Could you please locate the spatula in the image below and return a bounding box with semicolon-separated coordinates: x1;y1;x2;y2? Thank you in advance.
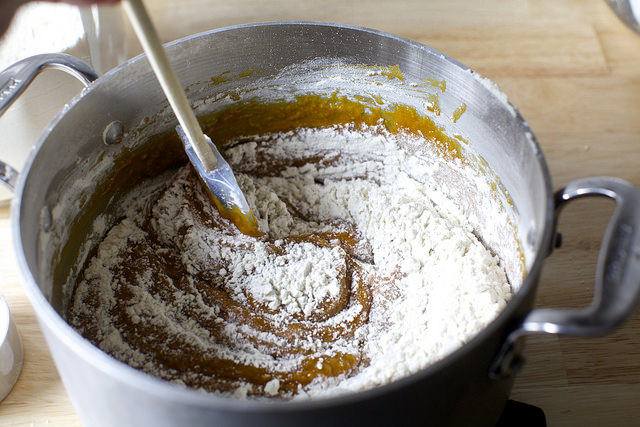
122;0;261;236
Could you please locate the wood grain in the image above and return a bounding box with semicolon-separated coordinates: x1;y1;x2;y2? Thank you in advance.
1;0;640;425
408;24;609;77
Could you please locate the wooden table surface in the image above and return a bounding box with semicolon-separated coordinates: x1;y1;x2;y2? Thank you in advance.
2;0;640;425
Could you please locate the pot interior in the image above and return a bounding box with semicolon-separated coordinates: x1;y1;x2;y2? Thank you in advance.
15;21;551;396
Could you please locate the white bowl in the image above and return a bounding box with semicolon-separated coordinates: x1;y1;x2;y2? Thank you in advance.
0;292;23;401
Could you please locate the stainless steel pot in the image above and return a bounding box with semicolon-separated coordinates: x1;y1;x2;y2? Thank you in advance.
1;22;640;427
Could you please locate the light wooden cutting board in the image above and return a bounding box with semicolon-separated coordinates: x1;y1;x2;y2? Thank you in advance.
1;0;640;425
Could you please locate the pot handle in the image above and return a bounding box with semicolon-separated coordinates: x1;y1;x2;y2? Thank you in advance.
0;54;99;190
491;176;640;378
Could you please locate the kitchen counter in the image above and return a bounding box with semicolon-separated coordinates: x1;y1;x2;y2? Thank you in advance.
1;0;640;425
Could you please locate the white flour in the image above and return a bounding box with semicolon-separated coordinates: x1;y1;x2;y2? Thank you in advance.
66;124;512;399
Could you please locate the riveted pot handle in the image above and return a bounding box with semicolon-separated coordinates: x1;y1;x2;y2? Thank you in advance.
0;53;99;190
491;177;640;378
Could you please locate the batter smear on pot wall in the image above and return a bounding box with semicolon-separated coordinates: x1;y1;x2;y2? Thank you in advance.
64;98;514;399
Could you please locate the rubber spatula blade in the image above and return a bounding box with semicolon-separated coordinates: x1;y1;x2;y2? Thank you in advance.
122;0;260;236
176;125;261;236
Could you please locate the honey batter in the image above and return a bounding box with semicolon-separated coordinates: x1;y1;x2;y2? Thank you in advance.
64;119;511;399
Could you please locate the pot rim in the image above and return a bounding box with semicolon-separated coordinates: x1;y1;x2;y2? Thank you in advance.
11;20;555;412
